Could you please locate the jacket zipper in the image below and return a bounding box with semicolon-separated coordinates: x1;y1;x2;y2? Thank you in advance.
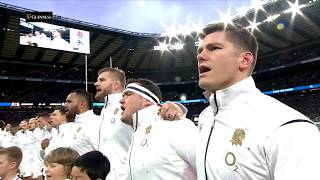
204;92;219;180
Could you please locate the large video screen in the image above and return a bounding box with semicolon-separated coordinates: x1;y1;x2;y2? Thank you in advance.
19;18;90;54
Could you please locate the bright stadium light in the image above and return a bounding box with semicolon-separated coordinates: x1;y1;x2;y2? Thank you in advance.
154;42;184;51
218;8;234;26
154;42;168;51
237;6;249;17
171;42;184;50
195;38;202;47
251;0;264;12
247;20;261;32
286;0;304;17
265;14;280;22
180;93;187;101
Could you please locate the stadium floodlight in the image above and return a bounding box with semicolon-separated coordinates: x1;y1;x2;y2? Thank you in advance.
191;21;205;37
154;42;168;51
180;93;187;101
251;0;265;12
160;19;181;41
265;14;280;22
195;38;202;47
154;42;184;51
171;42;184;50
285;0;304;17
177;23;193;37
218;8;234;27
163;27;178;38
237;6;249;17
247;20;261;32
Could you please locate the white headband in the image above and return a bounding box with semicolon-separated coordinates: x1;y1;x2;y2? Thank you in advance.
124;83;160;104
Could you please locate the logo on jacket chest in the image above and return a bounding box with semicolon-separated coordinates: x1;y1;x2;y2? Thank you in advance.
141;125;152;147
230;128;246;146
113;108;119;115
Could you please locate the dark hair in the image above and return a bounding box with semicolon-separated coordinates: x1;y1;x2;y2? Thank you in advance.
70;89;93;110
36;112;50;119
199;22;259;74
53;106;66;115
126;78;162;102
0;120;5;130
20;119;29;123
0;146;23;169
72;151;110;180
98;67;126;88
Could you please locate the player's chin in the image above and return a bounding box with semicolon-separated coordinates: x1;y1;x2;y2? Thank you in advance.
198;79;211;90
95;93;103;101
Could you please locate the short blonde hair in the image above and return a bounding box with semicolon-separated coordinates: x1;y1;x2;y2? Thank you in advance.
98;67;126;88
45;147;79;178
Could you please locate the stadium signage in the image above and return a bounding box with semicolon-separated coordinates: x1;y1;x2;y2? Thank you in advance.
25;12;53;22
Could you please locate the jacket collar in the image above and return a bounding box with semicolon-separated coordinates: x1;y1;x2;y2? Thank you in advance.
132;105;159;131
209;76;259;114
75;110;94;123
57;122;71;134
104;93;122;107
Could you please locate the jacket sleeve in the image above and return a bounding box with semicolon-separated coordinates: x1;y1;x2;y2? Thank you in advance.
264;122;320;180
169;118;198;169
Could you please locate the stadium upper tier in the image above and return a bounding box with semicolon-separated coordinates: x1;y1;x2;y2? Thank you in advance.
0;0;320;77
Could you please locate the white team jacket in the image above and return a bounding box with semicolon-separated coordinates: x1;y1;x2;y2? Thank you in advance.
98;93;134;180
45;110;100;156
196;76;320;180
45;122;74;155
128;105;197;180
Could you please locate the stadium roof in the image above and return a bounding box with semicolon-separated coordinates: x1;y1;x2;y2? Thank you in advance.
0;0;320;76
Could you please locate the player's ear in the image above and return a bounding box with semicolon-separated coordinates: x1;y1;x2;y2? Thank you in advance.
9;162;17;169
239;51;254;72
143;99;153;106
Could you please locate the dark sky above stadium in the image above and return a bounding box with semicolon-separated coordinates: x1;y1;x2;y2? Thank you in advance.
2;0;252;33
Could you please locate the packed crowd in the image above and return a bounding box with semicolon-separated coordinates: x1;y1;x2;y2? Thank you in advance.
255;44;320;72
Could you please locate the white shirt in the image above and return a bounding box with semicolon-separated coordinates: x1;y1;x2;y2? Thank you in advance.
0;129;4;146
45;110;100;155
1;131;19;147
50;37;71;51
32;127;46;141
43;127;58;140
98;93;134;180
128;105;197;180
196;76;320;180
71;109;100;155
15;130;40;177
45;122;74;155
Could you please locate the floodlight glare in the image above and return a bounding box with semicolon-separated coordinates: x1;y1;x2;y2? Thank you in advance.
287;0;303;17
266;14;280;22
171;42;184;50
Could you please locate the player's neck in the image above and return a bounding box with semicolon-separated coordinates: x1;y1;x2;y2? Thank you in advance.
3;171;18;180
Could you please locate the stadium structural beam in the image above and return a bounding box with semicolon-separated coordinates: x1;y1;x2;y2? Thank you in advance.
87;37;115;66
52;51;64;64
68;53;81;64
14;45;25;60
97;40;129;68
34;48;46;62
0;12;9;54
120;39;141;69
